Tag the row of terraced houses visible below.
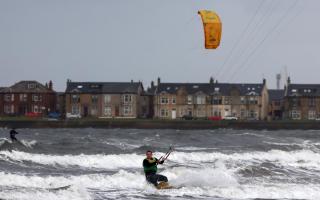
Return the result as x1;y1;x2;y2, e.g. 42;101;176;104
1;77;320;120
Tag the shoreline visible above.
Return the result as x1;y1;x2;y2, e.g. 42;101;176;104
1;119;320;130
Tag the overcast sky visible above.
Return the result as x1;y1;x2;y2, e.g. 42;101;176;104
0;0;319;91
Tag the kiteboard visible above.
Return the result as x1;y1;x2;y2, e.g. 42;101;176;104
156;182;174;190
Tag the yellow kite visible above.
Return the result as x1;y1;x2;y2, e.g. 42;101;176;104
198;10;222;49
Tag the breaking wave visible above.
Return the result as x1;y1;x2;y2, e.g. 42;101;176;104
1;149;319;170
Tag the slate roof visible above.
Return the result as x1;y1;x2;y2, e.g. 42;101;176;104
156;82;264;96
286;84;320;97
65;82;142;94
268;89;284;101
0;81;54;93
0;87;6;92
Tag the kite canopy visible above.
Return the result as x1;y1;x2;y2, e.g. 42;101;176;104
198;10;222;49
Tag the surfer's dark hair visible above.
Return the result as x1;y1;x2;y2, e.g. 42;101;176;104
146;150;152;154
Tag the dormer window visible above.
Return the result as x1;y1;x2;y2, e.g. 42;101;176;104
292;89;297;92
28;83;36;89
77;85;83;89
214;87;220;92
193;85;199;89
90;84;100;88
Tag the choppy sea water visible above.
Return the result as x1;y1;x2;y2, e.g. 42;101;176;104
0;128;320;200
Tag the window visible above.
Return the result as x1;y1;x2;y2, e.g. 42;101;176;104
104;95;111;104
212;96;222;105
309;98;316;107
19;94;27;102
104;106;112;116
290;110;301;120
32;94;42;102
224;97;232;105
28;83;36;89
249;110;257;118
32;105;40;113
124;95;132;103
91;95;98;104
308;110;316;120
4;105;14;114
123;106;132;115
172;97;176;104
91;105;98;115
187;95;193;104
71;95;80;103
249;96;257;104
291;98;300;107
213;109;221;117
71;105;80;114
240;109;246;118
240;97;245;104
160;109;169;117
4;94;14;102
196;96;206;105
160;97;169;104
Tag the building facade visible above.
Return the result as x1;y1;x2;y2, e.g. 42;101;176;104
153;78;269;120
65;81;146;118
284;78;320;120
0;81;56;116
268;89;284;120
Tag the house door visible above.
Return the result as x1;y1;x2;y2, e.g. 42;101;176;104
83;106;88;117
115;106;119;117
19;106;27;115
172;109;176;119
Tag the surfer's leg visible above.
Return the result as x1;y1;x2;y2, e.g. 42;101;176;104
146;175;158;186
156;174;168;182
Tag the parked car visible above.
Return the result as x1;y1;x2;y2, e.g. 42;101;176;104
25;112;42;118
222;116;238;120
182;115;194;120
66;113;81;119
48;112;61;119
208;116;222;121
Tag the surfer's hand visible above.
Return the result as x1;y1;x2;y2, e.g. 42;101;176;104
158;160;164;164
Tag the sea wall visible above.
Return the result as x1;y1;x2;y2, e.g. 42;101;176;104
1;119;320;130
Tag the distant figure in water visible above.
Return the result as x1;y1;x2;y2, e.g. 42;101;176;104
143;150;168;187
9;128;19;142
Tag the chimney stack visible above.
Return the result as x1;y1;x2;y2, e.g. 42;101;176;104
157;77;161;85
276;74;281;90
49;80;53;90
209;77;214;84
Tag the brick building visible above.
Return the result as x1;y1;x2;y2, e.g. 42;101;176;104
0;81;56;116
153;78;269;120
65;81;147;118
284;77;320;120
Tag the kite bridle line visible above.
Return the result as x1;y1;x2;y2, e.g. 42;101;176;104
159;146;174;163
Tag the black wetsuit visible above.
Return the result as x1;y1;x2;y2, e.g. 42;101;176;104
10;129;18;142
143;157;168;186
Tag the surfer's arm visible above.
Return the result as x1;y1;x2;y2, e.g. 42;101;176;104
156;158;164;164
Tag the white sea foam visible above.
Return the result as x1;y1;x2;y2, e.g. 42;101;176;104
1;149;320;170
20;139;37;148
0;168;319;200
0;151;144;169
